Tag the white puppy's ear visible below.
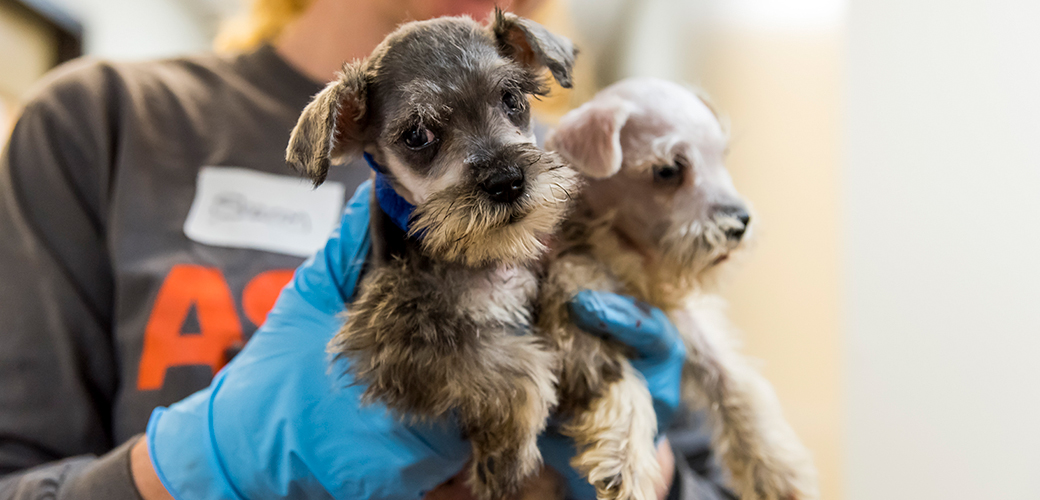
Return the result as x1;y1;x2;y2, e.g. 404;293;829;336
286;61;368;186
548;96;636;179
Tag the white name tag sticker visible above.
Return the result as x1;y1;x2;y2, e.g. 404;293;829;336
184;166;346;257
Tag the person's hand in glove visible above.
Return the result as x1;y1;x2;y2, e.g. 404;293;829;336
134;181;470;500
131;182;686;500
399;291;689;500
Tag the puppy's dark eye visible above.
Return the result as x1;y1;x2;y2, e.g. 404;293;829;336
653;163;683;183
402;124;435;150
503;91;522;115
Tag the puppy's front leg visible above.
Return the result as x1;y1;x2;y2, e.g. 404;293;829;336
331;262;555;500
562;359;662;500
672;310;818;500
463;334;557;500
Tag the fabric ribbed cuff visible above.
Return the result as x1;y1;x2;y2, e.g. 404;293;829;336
56;437;142;500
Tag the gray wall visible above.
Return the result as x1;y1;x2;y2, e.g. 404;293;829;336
845;0;1040;498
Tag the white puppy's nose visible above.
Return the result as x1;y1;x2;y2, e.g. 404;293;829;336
715;205;750;240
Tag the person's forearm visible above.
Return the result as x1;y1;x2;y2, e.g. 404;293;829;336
656;439;677;500
130;438;173;500
132;417;674;500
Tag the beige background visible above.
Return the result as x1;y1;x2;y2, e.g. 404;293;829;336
0;2;57;139
697;29;844;500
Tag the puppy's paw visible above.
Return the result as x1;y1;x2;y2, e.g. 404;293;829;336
581;449;660;500
468;439;542;500
733;450;818;500
571;420;661;500
566;364;662;500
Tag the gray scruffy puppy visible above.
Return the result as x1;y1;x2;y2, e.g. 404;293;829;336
285;10;579;500
539;78;818;500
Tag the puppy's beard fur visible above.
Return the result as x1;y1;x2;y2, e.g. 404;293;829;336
657;211;749;294
571;209;749;309
410;151;579;266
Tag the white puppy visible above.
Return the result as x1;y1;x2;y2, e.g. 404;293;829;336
536;77;818;500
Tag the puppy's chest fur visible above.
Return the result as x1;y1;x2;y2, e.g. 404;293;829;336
460;264;539;332
331;200;548;417
372;200;538;334
538;218;691;415
545;216;682;315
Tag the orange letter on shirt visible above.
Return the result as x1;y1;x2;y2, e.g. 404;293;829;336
137;265;243;391
242;269;295;327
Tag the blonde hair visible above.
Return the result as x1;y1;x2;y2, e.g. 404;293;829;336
215;0;316;52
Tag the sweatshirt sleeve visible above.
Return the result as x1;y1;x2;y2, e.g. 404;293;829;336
665;410;738;500
666;450;737;500
0;438;143;500
0;60;138;500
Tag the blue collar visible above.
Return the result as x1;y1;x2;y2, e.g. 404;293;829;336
363;152;416;233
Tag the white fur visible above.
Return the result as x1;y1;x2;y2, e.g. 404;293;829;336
547;77;819;500
462;266;539;327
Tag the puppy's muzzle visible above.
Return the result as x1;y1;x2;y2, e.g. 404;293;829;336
412;144;577;266
715;205;751;241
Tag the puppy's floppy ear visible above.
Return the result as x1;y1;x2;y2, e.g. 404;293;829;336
491;8;577;88
548;95;636;179
286;62;368;186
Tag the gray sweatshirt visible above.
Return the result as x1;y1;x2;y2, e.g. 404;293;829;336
0;45;731;500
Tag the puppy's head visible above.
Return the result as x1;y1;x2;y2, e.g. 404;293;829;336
548;78;750;289
287;10;579;266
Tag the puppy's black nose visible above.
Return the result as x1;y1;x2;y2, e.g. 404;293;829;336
716;205;751;240
736;211;751;227
481;169;525;204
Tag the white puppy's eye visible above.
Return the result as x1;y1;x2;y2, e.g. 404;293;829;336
403;124;436;150
652;163;683;183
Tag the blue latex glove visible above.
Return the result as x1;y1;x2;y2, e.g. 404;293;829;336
145;180;470;500
540;291;687;500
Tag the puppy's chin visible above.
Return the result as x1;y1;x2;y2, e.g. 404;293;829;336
656;215;748;294
410;156;579;267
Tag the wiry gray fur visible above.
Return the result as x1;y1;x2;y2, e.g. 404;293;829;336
286;10;579;500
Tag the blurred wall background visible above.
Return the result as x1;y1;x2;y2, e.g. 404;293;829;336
44;0;230;58
0;0;80;137
688;5;844;500
4;0;1039;499
845;0;1040;498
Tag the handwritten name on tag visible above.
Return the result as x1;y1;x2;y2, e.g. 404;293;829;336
184;167;345;257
